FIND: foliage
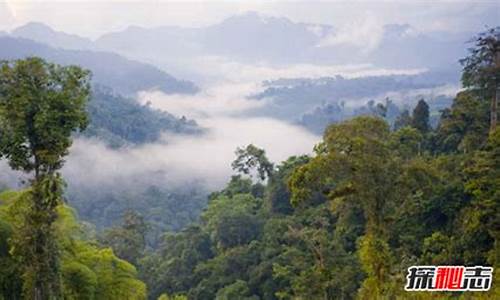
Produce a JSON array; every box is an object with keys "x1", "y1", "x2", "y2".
[
  {"x1": 68, "y1": 184, "x2": 209, "y2": 246},
  {"x1": 0, "y1": 57, "x2": 90, "y2": 173},
  {"x1": 140, "y1": 91, "x2": 499, "y2": 299},
  {"x1": 157, "y1": 294, "x2": 188, "y2": 300},
  {"x1": 232, "y1": 144, "x2": 274, "y2": 181},
  {"x1": 84, "y1": 86, "x2": 201, "y2": 147},
  {"x1": 0, "y1": 36, "x2": 199, "y2": 95},
  {"x1": 0, "y1": 190, "x2": 147, "y2": 300},
  {"x1": 2, "y1": 30, "x2": 500, "y2": 300},
  {"x1": 460, "y1": 27, "x2": 500, "y2": 132},
  {"x1": 99, "y1": 210, "x2": 148, "y2": 265},
  {"x1": 393, "y1": 109, "x2": 412, "y2": 130},
  {"x1": 254, "y1": 74, "x2": 442, "y2": 121},
  {"x1": 436, "y1": 91, "x2": 490, "y2": 153},
  {"x1": 265, "y1": 156, "x2": 309, "y2": 214},
  {"x1": 0, "y1": 57, "x2": 90, "y2": 299},
  {"x1": 460, "y1": 27, "x2": 500, "y2": 92},
  {"x1": 411, "y1": 99, "x2": 430, "y2": 133}
]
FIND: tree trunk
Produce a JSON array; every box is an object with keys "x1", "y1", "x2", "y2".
[
  {"x1": 493, "y1": 51, "x2": 500, "y2": 133},
  {"x1": 34, "y1": 288, "x2": 42, "y2": 300},
  {"x1": 492, "y1": 89, "x2": 498, "y2": 132}
]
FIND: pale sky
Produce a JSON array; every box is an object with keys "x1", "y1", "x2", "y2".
[{"x1": 1, "y1": 1, "x2": 498, "y2": 38}]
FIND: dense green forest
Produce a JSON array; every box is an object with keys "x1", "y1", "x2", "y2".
[
  {"x1": 68, "y1": 181, "x2": 209, "y2": 246},
  {"x1": 84, "y1": 86, "x2": 201, "y2": 147},
  {"x1": 0, "y1": 28, "x2": 499, "y2": 299},
  {"x1": 0, "y1": 36, "x2": 199, "y2": 95},
  {"x1": 298, "y1": 95, "x2": 453, "y2": 134},
  {"x1": 251, "y1": 71, "x2": 456, "y2": 127},
  {"x1": 137, "y1": 86, "x2": 499, "y2": 298},
  {"x1": 0, "y1": 190, "x2": 146, "y2": 299}
]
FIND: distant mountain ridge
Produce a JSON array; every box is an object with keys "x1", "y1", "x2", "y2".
[
  {"x1": 93, "y1": 11, "x2": 468, "y2": 69},
  {"x1": 0, "y1": 36, "x2": 199, "y2": 95},
  {"x1": 12, "y1": 22, "x2": 94, "y2": 50},
  {"x1": 93, "y1": 11, "x2": 335, "y2": 65},
  {"x1": 8, "y1": 12, "x2": 471, "y2": 72}
]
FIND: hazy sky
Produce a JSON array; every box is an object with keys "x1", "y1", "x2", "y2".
[{"x1": 1, "y1": 1, "x2": 498, "y2": 38}]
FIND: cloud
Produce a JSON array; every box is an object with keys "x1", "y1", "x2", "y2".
[
  {"x1": 41, "y1": 80, "x2": 317, "y2": 193},
  {"x1": 3, "y1": 1, "x2": 497, "y2": 39},
  {"x1": 0, "y1": 161, "x2": 27, "y2": 188},
  {"x1": 56, "y1": 79, "x2": 456, "y2": 193},
  {"x1": 380, "y1": 84, "x2": 460, "y2": 105},
  {"x1": 316, "y1": 12, "x2": 384, "y2": 52},
  {"x1": 61, "y1": 78, "x2": 319, "y2": 192},
  {"x1": 166, "y1": 55, "x2": 426, "y2": 86},
  {"x1": 0, "y1": 2, "x2": 15, "y2": 30},
  {"x1": 1, "y1": 84, "x2": 318, "y2": 195},
  {"x1": 2, "y1": 1, "x2": 272, "y2": 38},
  {"x1": 0, "y1": 70, "x2": 320, "y2": 197},
  {"x1": 139, "y1": 82, "x2": 267, "y2": 119},
  {"x1": 0, "y1": 61, "x2": 435, "y2": 192},
  {"x1": 62, "y1": 116, "x2": 318, "y2": 191},
  {"x1": 338, "y1": 83, "x2": 461, "y2": 109}
]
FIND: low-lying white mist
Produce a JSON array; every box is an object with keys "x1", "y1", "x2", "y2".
[
  {"x1": 161, "y1": 56, "x2": 427, "y2": 85},
  {"x1": 139, "y1": 82, "x2": 267, "y2": 119},
  {"x1": 339, "y1": 84, "x2": 460, "y2": 109},
  {"x1": 1, "y1": 63, "x2": 440, "y2": 195},
  {"x1": 63, "y1": 116, "x2": 317, "y2": 191},
  {"x1": 63, "y1": 127, "x2": 316, "y2": 194},
  {"x1": 62, "y1": 83, "x2": 319, "y2": 192}
]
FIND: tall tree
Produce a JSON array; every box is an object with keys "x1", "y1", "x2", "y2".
[
  {"x1": 393, "y1": 109, "x2": 412, "y2": 131},
  {"x1": 436, "y1": 91, "x2": 489, "y2": 153},
  {"x1": 461, "y1": 27, "x2": 500, "y2": 132},
  {"x1": 100, "y1": 210, "x2": 148, "y2": 266},
  {"x1": 288, "y1": 117, "x2": 400, "y2": 297},
  {"x1": 0, "y1": 57, "x2": 90, "y2": 299},
  {"x1": 232, "y1": 144, "x2": 274, "y2": 181},
  {"x1": 411, "y1": 99, "x2": 430, "y2": 133}
]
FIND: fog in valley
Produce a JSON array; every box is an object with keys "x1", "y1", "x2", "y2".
[
  {"x1": 0, "y1": 0, "x2": 497, "y2": 231},
  {"x1": 1, "y1": 2, "x2": 500, "y2": 299}
]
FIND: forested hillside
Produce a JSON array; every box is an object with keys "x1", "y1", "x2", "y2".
[
  {"x1": 298, "y1": 95, "x2": 453, "y2": 134},
  {"x1": 0, "y1": 34, "x2": 206, "y2": 245},
  {"x1": 0, "y1": 36, "x2": 199, "y2": 95},
  {"x1": 251, "y1": 72, "x2": 456, "y2": 132},
  {"x1": 138, "y1": 89, "x2": 499, "y2": 298},
  {"x1": 0, "y1": 58, "x2": 146, "y2": 299},
  {"x1": 85, "y1": 87, "x2": 201, "y2": 147},
  {"x1": 116, "y1": 28, "x2": 500, "y2": 299},
  {"x1": 67, "y1": 181, "x2": 209, "y2": 246},
  {"x1": 0, "y1": 190, "x2": 146, "y2": 299}
]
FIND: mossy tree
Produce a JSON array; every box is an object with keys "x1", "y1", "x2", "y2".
[{"x1": 0, "y1": 57, "x2": 90, "y2": 299}]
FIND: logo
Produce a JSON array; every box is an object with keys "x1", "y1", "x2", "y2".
[{"x1": 405, "y1": 266, "x2": 493, "y2": 291}]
